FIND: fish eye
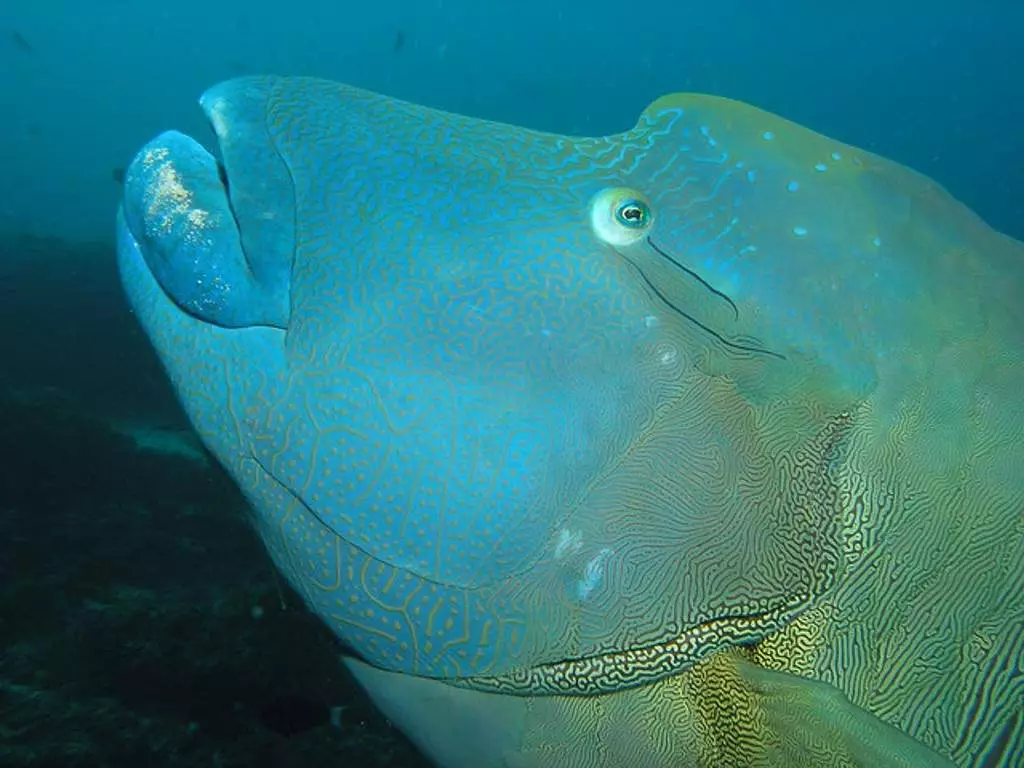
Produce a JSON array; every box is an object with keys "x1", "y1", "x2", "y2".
[
  {"x1": 590, "y1": 187, "x2": 654, "y2": 246},
  {"x1": 615, "y1": 200, "x2": 650, "y2": 229}
]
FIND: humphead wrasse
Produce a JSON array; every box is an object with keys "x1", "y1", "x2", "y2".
[{"x1": 117, "y1": 76, "x2": 1023, "y2": 767}]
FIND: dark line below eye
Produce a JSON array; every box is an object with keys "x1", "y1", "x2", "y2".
[
  {"x1": 617, "y1": 248, "x2": 786, "y2": 361},
  {"x1": 647, "y1": 237, "x2": 739, "y2": 321}
]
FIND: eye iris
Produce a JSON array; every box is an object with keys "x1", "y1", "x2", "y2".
[{"x1": 616, "y1": 200, "x2": 649, "y2": 229}]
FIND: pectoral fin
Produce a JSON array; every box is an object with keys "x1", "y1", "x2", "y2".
[{"x1": 736, "y1": 659, "x2": 956, "y2": 767}]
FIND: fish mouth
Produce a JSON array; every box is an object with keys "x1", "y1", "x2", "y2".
[{"x1": 119, "y1": 78, "x2": 297, "y2": 331}]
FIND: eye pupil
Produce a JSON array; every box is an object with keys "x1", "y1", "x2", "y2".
[{"x1": 615, "y1": 200, "x2": 650, "y2": 229}]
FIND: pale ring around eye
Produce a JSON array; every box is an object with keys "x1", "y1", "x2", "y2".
[{"x1": 589, "y1": 187, "x2": 654, "y2": 246}]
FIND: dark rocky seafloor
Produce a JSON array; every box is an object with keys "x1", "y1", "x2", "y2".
[{"x1": 0, "y1": 235, "x2": 431, "y2": 767}]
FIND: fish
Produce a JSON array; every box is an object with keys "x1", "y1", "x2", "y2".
[{"x1": 116, "y1": 75, "x2": 1024, "y2": 767}]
